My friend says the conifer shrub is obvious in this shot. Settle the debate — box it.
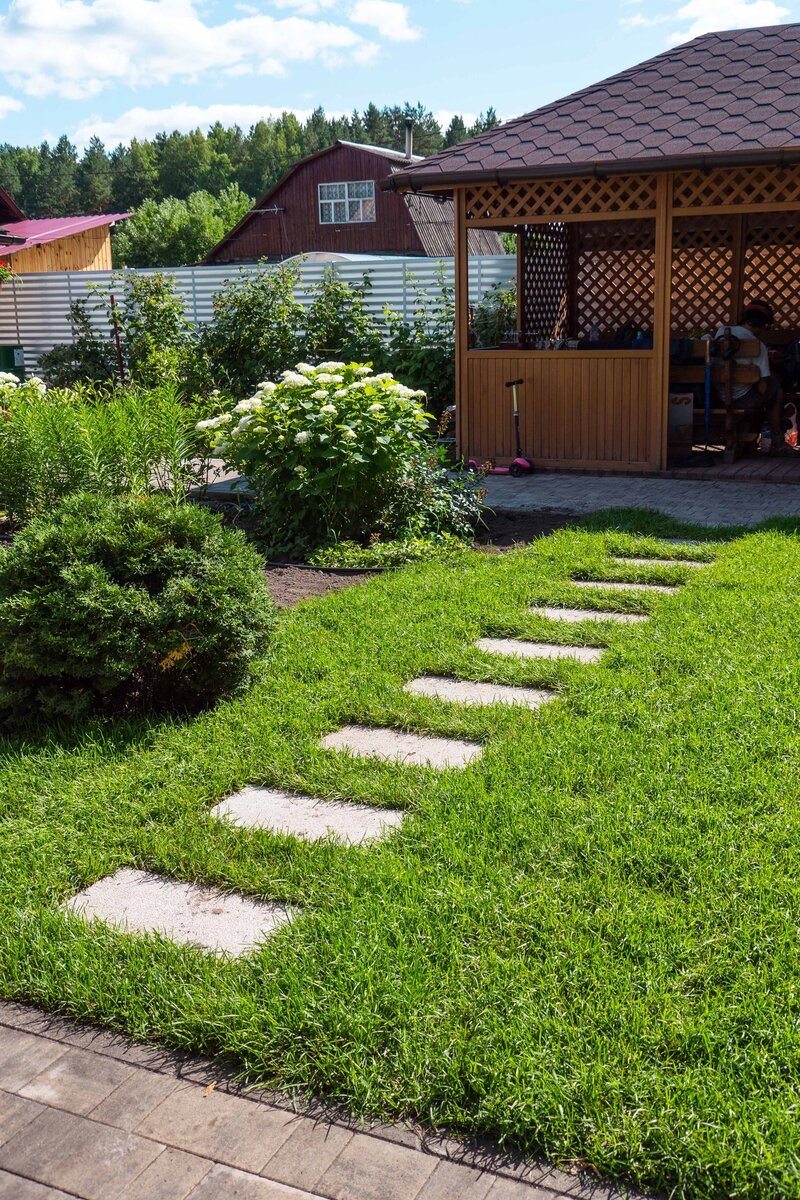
[0,493,275,723]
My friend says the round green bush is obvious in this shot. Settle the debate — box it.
[0,493,276,723]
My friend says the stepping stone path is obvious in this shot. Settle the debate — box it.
[212,787,404,844]
[612,556,707,568]
[321,724,482,768]
[404,675,553,709]
[476,637,605,663]
[66,868,291,957]
[573,579,679,595]
[529,605,649,624]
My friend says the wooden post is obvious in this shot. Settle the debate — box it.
[730,213,746,323]
[454,187,469,460]
[653,173,674,470]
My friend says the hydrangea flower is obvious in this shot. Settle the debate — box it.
[342,427,356,441]
[368,402,384,413]
[233,415,254,435]
[355,365,373,375]
[257,381,277,394]
[318,361,346,371]
[196,413,232,430]
[294,430,311,445]
[312,389,328,400]
[233,396,263,414]
[282,371,309,386]
[321,403,337,414]
[295,363,315,375]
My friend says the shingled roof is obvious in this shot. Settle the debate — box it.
[387,23,800,189]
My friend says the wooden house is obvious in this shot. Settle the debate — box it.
[386,22,800,474]
[0,187,126,273]
[204,140,501,262]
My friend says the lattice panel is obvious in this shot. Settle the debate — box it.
[673,165,800,211]
[464,174,658,222]
[518,223,569,342]
[744,213,800,329]
[574,220,656,338]
[670,216,736,332]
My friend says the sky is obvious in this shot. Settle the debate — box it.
[0,0,795,149]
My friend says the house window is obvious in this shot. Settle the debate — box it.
[318,181,376,224]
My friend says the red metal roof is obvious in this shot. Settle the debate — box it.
[0,213,128,257]
[388,23,800,188]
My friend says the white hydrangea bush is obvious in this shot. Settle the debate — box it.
[198,361,433,552]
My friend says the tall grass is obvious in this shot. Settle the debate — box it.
[0,384,208,525]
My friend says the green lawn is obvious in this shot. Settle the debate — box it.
[2,511,800,1200]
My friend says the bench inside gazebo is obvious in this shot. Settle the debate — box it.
[386,22,800,482]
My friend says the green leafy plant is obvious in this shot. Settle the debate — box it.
[304,269,383,364]
[472,280,517,348]
[200,361,482,556]
[378,266,456,418]
[308,532,469,568]
[0,382,209,526]
[38,299,118,388]
[200,263,306,397]
[0,492,275,723]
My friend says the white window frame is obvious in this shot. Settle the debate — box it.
[318,180,376,225]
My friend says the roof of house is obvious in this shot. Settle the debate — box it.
[0,214,128,257]
[388,23,800,189]
[204,139,501,261]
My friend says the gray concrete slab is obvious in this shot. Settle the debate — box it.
[212,788,404,845]
[321,726,482,768]
[0,1169,75,1199]
[19,1047,132,1115]
[572,579,679,595]
[479,472,800,526]
[187,1163,318,1198]
[404,677,553,709]
[611,556,707,568]
[65,870,291,957]
[528,606,649,625]
[475,638,605,663]
[318,1134,438,1200]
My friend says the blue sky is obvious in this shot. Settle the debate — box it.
[0,0,795,148]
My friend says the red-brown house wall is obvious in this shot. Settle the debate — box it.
[209,145,426,262]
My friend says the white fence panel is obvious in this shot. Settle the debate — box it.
[0,256,516,375]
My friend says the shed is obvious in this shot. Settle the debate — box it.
[0,187,127,273]
[204,140,502,263]
[386,22,800,474]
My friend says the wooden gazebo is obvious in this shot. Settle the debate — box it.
[385,23,800,473]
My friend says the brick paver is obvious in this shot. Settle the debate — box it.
[481,472,800,526]
[0,1002,651,1200]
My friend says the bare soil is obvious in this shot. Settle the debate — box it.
[265,565,377,608]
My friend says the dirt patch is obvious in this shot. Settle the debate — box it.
[474,509,576,549]
[265,565,377,608]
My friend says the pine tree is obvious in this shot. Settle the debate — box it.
[111,139,158,210]
[76,137,113,213]
[443,115,468,148]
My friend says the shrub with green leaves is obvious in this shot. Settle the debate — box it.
[200,361,481,556]
[0,493,275,723]
[0,381,208,526]
[308,532,469,568]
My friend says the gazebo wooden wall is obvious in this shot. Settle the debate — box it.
[452,162,800,471]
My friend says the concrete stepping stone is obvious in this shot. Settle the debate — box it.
[529,605,649,625]
[404,675,553,709]
[321,725,482,768]
[212,787,403,844]
[572,579,679,595]
[65,869,291,957]
[475,637,605,663]
[612,556,706,568]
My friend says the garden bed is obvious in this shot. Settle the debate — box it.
[265,564,378,607]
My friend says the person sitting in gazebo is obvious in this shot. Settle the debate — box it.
[716,299,786,452]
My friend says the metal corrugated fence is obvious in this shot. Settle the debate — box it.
[0,256,516,375]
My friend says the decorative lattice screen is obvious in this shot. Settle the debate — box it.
[517,223,570,342]
[743,213,800,329]
[465,174,658,223]
[574,220,655,338]
[670,216,736,332]
[673,165,800,211]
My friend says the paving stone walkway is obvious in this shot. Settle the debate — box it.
[0,1002,648,1200]
[481,472,800,526]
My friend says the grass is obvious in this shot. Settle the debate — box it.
[2,509,800,1199]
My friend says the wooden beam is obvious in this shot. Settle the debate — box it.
[454,187,469,460]
[730,213,746,323]
[653,172,674,470]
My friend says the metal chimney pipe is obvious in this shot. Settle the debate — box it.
[404,118,414,160]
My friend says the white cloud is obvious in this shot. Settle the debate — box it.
[273,0,337,13]
[0,0,381,100]
[434,109,477,129]
[349,0,418,40]
[621,0,792,40]
[670,0,791,40]
[72,102,341,147]
[0,96,24,120]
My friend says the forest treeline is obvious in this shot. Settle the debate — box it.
[0,103,498,218]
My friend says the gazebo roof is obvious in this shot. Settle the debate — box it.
[388,23,800,189]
